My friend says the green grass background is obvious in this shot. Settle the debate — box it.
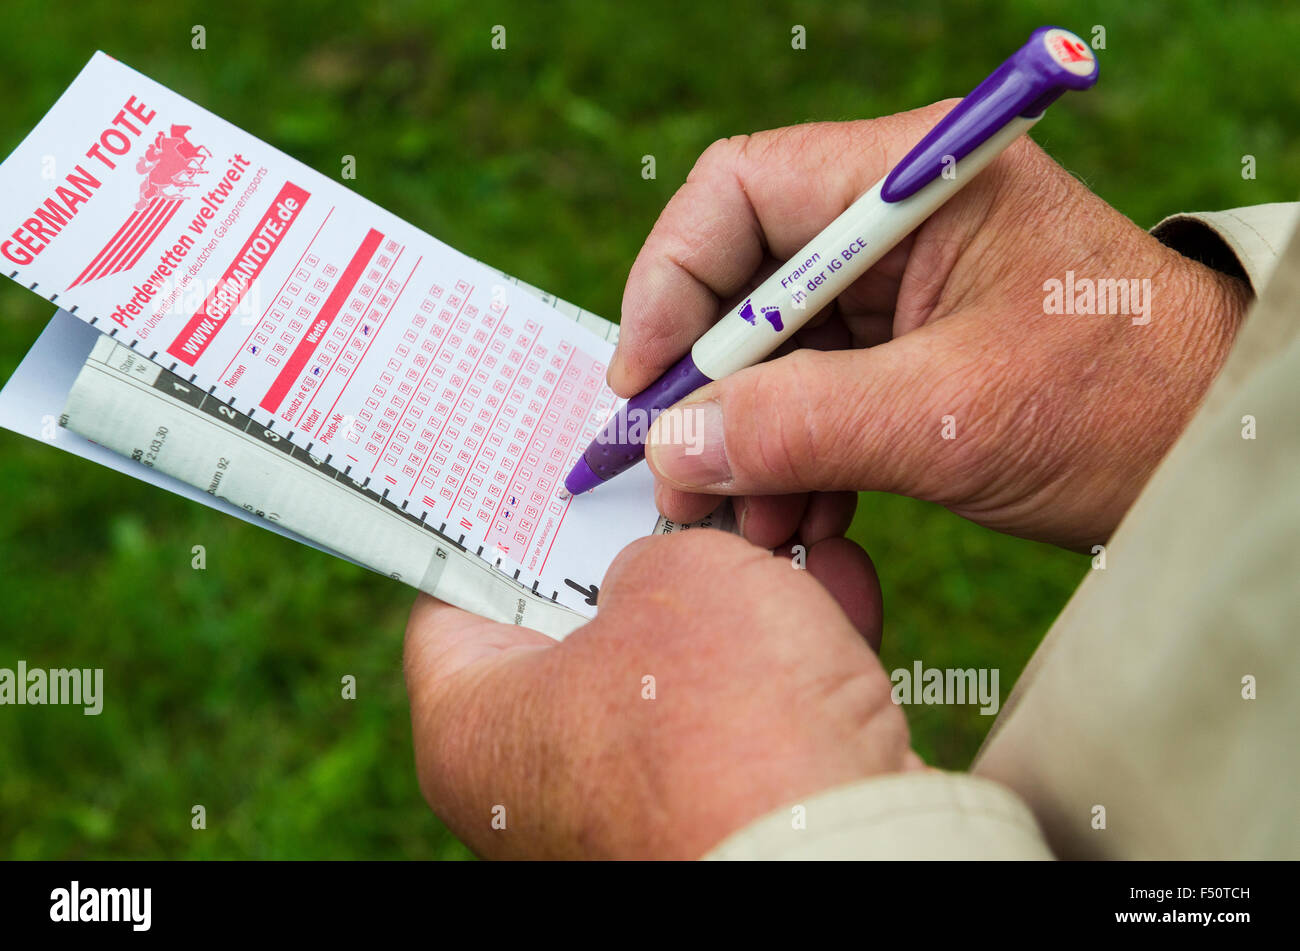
[0,0,1294,858]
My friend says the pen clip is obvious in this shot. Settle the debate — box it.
[881,26,1099,203]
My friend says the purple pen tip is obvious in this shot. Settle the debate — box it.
[564,456,603,496]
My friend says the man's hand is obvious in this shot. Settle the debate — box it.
[616,104,1252,550]
[404,529,920,859]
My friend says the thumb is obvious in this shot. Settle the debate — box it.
[404,593,554,720]
[403,595,556,819]
[645,330,971,498]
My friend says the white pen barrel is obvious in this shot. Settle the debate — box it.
[691,113,1041,380]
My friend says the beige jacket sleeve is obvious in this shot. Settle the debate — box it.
[707,199,1300,861]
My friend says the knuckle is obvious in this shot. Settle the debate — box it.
[602,534,665,584]
[617,272,697,365]
[688,134,749,183]
[600,530,755,607]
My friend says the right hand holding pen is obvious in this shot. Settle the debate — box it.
[612,104,1251,551]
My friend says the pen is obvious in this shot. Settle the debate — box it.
[563,26,1098,497]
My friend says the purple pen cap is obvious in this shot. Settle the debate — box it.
[881,26,1099,203]
[564,352,713,495]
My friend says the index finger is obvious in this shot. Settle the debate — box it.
[609,103,952,396]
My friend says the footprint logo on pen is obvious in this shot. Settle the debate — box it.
[739,299,783,332]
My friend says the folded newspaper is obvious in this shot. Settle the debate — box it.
[0,53,732,639]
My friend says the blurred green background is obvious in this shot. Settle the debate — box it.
[0,0,1294,859]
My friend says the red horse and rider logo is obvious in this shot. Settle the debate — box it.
[69,122,211,289]
[133,124,211,209]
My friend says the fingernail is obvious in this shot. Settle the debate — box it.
[733,496,748,538]
[646,400,730,487]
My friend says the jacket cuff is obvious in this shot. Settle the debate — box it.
[703,771,1055,860]
[1152,202,1299,293]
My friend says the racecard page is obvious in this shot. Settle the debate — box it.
[0,52,706,634]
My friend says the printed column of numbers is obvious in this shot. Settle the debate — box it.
[247,254,330,369]
[436,314,546,538]
[361,280,459,468]
[407,292,516,516]
[290,238,404,429]
[484,345,610,560]
[358,279,510,499]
